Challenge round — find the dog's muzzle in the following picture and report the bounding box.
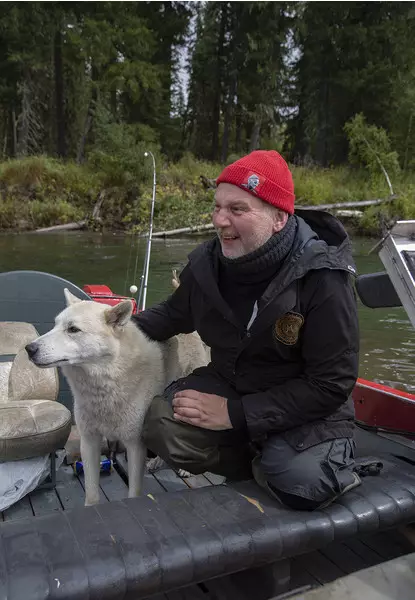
[25,342,39,361]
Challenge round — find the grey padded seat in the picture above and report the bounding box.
[0,321,71,461]
[0,270,90,412]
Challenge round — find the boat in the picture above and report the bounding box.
[0,219,414,600]
[1,151,415,598]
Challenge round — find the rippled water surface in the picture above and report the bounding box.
[1,232,414,393]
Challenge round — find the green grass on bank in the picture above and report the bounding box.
[0,154,414,235]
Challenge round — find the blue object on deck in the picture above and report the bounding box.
[74,456,112,476]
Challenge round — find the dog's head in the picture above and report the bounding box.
[26,289,134,368]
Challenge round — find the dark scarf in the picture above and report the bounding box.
[217,215,297,327]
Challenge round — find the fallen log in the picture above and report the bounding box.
[33,221,87,233]
[148,223,215,238]
[296,194,397,211]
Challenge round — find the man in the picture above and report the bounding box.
[133,150,360,510]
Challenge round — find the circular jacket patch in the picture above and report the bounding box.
[274,312,304,346]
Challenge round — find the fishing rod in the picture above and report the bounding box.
[131,150,157,312]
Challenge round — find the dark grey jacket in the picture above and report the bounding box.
[133,210,359,449]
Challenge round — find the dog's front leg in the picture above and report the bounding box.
[124,439,146,498]
[80,433,101,506]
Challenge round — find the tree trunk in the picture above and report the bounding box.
[211,4,227,161]
[11,108,17,157]
[76,107,93,165]
[221,72,237,163]
[110,89,117,121]
[17,82,30,157]
[54,28,66,158]
[249,120,261,152]
[235,103,242,153]
[404,111,413,171]
[2,111,8,159]
[77,65,98,164]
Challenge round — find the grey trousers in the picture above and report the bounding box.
[142,393,358,510]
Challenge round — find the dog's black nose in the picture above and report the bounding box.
[25,342,38,359]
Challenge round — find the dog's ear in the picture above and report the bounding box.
[105,300,133,328]
[64,288,82,307]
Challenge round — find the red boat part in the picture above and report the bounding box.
[83,284,138,313]
[353,378,415,435]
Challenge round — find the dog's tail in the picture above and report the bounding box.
[172,269,180,290]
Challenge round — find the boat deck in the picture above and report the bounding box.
[1,455,414,600]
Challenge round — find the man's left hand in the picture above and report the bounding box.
[172,390,233,430]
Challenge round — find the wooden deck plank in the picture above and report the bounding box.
[342,538,384,567]
[289,557,320,592]
[182,474,212,489]
[359,530,413,562]
[98,468,129,502]
[153,468,189,492]
[29,486,63,517]
[198,576,241,600]
[2,495,34,522]
[77,472,109,504]
[320,541,371,575]
[165,585,207,599]
[54,463,86,510]
[294,550,345,585]
[204,472,226,485]
[115,453,166,495]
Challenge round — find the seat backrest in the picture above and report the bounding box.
[0,322,58,404]
[355,271,402,308]
[0,270,90,411]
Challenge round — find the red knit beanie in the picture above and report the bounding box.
[216,150,295,215]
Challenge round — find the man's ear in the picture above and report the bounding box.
[64,288,83,307]
[272,209,289,233]
[105,300,133,328]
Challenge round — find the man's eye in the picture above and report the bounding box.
[68,325,81,334]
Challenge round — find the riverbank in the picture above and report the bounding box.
[1,155,414,235]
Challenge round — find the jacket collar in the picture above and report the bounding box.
[187,211,356,321]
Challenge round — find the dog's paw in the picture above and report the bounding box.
[177,468,191,478]
[146,456,165,473]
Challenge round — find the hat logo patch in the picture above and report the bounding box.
[242,173,260,193]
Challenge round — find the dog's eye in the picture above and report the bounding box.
[67,325,81,334]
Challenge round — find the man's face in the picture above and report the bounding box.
[212,183,288,259]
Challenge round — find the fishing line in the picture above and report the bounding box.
[135,150,156,311]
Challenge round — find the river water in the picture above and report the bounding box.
[0,231,414,393]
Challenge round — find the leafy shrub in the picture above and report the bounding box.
[344,114,400,183]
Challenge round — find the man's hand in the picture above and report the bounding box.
[172,390,233,430]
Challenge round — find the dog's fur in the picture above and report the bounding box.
[26,289,209,506]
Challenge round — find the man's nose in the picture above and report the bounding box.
[213,208,230,227]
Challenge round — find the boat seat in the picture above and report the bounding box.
[0,270,90,412]
[2,454,415,599]
[355,271,402,308]
[0,321,71,461]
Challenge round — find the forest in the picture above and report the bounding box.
[0,1,414,233]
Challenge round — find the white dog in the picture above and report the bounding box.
[26,289,209,506]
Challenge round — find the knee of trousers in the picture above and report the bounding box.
[260,450,336,503]
[142,395,220,474]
